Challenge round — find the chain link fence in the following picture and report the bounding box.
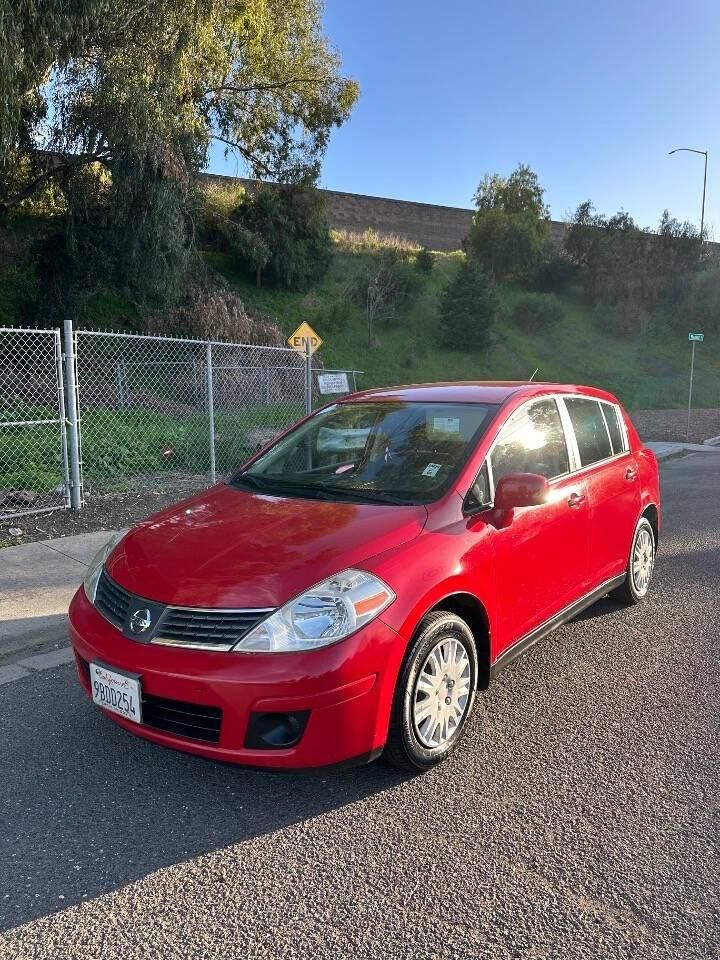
[0,325,364,520]
[0,328,70,520]
[2,323,716,522]
[73,331,308,496]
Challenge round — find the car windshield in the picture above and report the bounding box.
[231,401,498,505]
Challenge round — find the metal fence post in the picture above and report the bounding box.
[54,329,71,508]
[305,341,312,416]
[206,341,217,484]
[62,316,83,509]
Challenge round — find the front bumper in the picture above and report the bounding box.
[68,588,404,769]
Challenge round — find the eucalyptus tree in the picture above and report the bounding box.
[1,0,357,300]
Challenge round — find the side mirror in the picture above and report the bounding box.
[493,472,549,515]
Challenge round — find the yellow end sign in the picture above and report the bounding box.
[288,321,323,356]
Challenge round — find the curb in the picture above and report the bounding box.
[653,448,690,462]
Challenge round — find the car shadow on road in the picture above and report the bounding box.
[571,595,625,623]
[0,666,409,931]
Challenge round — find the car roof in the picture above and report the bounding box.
[343,381,620,405]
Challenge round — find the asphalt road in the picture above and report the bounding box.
[1,454,719,959]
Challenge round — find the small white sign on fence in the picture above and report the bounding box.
[317,372,350,395]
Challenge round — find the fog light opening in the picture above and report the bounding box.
[244,710,310,750]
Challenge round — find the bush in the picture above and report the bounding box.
[438,260,498,350]
[682,267,720,333]
[415,247,434,274]
[531,255,578,293]
[591,300,651,336]
[510,293,564,330]
[316,297,351,332]
[230,184,332,290]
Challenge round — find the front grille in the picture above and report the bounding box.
[141,694,223,743]
[157,608,270,649]
[93,570,273,651]
[77,655,222,744]
[95,569,132,629]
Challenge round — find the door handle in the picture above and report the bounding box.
[567,492,586,507]
[625,467,638,481]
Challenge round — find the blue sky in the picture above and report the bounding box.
[208,0,720,234]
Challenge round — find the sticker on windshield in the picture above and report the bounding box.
[432,417,460,434]
[422,463,442,478]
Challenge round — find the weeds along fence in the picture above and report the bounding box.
[1,325,358,521]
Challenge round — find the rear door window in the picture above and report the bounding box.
[600,403,626,455]
[564,398,613,467]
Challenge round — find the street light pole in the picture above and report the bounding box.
[669,147,709,246]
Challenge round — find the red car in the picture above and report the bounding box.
[69,382,659,772]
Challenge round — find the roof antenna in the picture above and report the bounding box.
[529,368,539,382]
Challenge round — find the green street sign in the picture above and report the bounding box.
[688,332,704,341]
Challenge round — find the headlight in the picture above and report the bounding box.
[234,569,395,653]
[83,529,129,604]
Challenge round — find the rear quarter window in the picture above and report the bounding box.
[601,403,627,454]
[564,397,613,467]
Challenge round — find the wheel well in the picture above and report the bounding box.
[429,593,491,690]
[642,504,659,546]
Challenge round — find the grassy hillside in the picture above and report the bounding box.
[2,209,718,411]
[202,242,720,412]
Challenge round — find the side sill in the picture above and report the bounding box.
[489,573,626,679]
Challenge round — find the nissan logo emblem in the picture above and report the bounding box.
[129,608,153,635]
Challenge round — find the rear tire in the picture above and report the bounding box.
[612,516,656,605]
[383,611,478,772]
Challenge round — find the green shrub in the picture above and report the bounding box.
[438,260,498,350]
[415,247,435,274]
[591,300,651,336]
[510,293,564,330]
[682,267,720,333]
[229,185,332,291]
[531,255,578,293]
[317,297,351,332]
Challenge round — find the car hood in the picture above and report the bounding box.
[106,483,427,608]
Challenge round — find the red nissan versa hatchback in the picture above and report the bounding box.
[69,382,660,772]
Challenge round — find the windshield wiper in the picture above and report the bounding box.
[288,480,412,506]
[231,474,340,501]
[232,473,411,505]
[230,472,267,492]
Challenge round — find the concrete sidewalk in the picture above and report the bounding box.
[0,531,115,659]
[647,441,720,461]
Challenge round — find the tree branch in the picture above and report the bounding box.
[0,150,113,212]
[210,136,273,177]
[206,77,329,97]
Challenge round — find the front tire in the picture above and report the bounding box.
[383,611,478,772]
[612,516,656,605]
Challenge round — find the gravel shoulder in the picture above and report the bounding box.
[0,486,189,549]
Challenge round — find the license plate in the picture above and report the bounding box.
[90,662,142,725]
